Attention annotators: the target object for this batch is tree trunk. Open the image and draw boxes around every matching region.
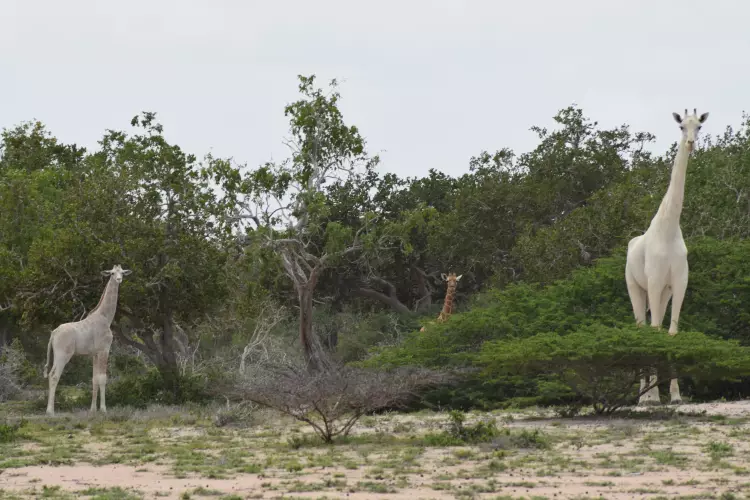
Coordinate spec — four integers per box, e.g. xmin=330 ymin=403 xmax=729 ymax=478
xmin=411 ymin=265 xmax=433 ymax=313
xmin=158 ymin=310 xmax=181 ymax=397
xmin=298 ymin=283 xmax=319 ymax=371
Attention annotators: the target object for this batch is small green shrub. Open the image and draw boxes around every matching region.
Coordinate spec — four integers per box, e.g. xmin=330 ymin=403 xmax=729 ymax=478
xmin=0 ymin=418 xmax=26 ymax=443
xmin=105 ymin=368 xmax=217 ymax=409
xmin=511 ymin=429 xmax=550 ymax=449
xmin=446 ymin=410 xmax=502 ymax=443
xmin=423 ymin=410 xmax=501 ymax=446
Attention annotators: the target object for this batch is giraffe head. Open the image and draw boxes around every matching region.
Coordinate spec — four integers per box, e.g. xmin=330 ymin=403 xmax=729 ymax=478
xmin=101 ymin=264 xmax=132 ymax=284
xmin=672 ymin=108 xmax=709 ymax=153
xmin=441 ymin=272 xmax=462 ymax=289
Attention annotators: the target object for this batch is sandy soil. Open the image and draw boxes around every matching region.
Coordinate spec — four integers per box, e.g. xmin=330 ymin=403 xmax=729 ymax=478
xmin=2 ymin=400 xmax=750 ymax=499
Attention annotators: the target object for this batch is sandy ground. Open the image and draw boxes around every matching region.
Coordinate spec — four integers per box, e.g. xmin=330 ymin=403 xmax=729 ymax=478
xmin=3 ymin=400 xmax=750 ymax=499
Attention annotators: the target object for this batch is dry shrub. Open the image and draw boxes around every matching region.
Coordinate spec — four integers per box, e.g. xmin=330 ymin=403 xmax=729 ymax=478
xmin=225 ymin=356 xmax=453 ymax=443
xmin=0 ymin=339 xmax=25 ymax=402
xmin=213 ymin=401 xmax=258 ymax=428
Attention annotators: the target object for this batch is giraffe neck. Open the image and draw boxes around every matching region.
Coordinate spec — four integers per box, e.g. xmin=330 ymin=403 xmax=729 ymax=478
xmin=88 ymin=276 xmax=120 ymax=325
xmin=654 ymin=138 xmax=690 ymax=231
xmin=437 ymin=282 xmax=457 ymax=322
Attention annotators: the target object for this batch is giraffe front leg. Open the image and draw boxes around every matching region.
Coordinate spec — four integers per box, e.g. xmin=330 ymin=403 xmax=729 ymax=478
xmin=95 ymin=351 xmax=109 ymax=413
xmin=639 ymin=369 xmax=661 ymax=406
xmin=90 ymin=373 xmax=99 ymax=413
xmin=667 ymin=264 xmax=688 ymax=404
xmin=638 ymin=280 xmax=670 ymax=406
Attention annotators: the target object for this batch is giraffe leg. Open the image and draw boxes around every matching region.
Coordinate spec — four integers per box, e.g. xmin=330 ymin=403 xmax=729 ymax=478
xmin=640 ymin=281 xmax=669 ymax=406
xmin=47 ymin=350 xmax=73 ymax=416
xmin=90 ymin=355 xmax=99 ymax=413
xmin=667 ymin=263 xmax=688 ymax=404
xmin=626 ymin=273 xmax=659 ymax=405
xmin=95 ymin=351 xmax=109 ymax=413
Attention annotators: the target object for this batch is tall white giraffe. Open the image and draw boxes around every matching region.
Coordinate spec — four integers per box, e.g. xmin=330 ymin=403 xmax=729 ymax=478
xmin=43 ymin=265 xmax=131 ymax=415
xmin=625 ymin=109 xmax=708 ymax=405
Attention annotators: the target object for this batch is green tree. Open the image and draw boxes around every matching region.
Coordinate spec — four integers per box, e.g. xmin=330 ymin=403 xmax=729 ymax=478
xmin=89 ymin=112 xmax=240 ymax=394
xmin=2 ymin=113 xmax=242 ymax=396
xmin=0 ymin=121 xmax=86 ymax=350
xmin=238 ymin=75 xmax=396 ymax=369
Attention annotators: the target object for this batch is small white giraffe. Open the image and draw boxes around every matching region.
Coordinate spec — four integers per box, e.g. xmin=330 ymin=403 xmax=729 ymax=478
xmin=625 ymin=108 xmax=708 ymax=405
xmin=43 ymin=265 xmax=131 ymax=416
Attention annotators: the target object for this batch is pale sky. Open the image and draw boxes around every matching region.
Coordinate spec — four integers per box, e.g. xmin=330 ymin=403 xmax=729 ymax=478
xmin=2 ymin=0 xmax=749 ymax=179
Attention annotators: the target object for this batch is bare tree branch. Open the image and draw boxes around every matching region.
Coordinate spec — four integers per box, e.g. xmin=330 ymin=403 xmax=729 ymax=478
xmin=239 ymin=299 xmax=287 ymax=374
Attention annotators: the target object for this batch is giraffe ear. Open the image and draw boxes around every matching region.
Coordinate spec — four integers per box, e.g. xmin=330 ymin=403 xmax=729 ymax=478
xmin=672 ymin=112 xmax=682 ymax=124
xmin=101 ymin=270 xmax=112 ymax=276
xmin=122 ymin=269 xmax=132 ymax=276
xmin=456 ymin=274 xmax=462 ymax=281
xmin=440 ymin=273 xmax=447 ymax=281
xmin=699 ymin=112 xmax=709 ymax=123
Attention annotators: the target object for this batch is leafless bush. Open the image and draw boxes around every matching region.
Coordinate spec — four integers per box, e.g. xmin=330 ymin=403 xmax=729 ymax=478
xmin=225 ymin=356 xmax=454 ymax=443
xmin=213 ymin=401 xmax=258 ymax=428
xmin=0 ymin=340 xmax=25 ymax=402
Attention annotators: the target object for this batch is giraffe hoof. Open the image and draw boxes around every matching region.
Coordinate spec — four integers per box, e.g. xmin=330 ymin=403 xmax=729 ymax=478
xmin=670 ymin=399 xmax=683 ymax=405
xmin=637 ymin=400 xmax=662 ymax=407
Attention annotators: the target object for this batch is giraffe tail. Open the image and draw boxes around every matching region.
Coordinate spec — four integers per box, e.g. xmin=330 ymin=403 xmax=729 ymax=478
xmin=43 ymin=334 xmax=53 ymax=379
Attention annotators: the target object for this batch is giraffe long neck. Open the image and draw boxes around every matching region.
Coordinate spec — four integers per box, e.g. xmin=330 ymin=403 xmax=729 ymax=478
xmin=654 ymin=138 xmax=690 ymax=230
xmin=88 ymin=277 xmax=119 ymax=325
xmin=437 ymin=283 xmax=457 ymax=322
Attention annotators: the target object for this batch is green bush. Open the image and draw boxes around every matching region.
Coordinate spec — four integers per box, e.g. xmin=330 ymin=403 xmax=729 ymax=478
xmin=479 ymin=323 xmax=750 ymax=414
xmin=104 ymin=368 xmax=218 ymax=408
xmin=361 ymin=237 xmax=750 ymax=409
xmin=422 ymin=410 xmax=551 ymax=449
xmin=362 ymin=252 xmax=633 ymax=372
xmin=423 ymin=410 xmax=501 ymax=446
xmin=445 ymin=409 xmax=501 ymax=443
xmin=0 ymin=419 xmax=26 ymax=443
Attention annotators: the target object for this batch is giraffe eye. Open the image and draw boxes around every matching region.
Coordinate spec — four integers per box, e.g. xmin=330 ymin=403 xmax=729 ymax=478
xmin=680 ymin=126 xmax=685 ymax=131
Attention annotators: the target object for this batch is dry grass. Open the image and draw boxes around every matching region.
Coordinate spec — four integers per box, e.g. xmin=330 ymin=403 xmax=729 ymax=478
xmin=2 ymin=400 xmax=750 ymax=498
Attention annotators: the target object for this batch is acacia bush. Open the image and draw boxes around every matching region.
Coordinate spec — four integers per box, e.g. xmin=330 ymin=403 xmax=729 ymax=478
xmin=479 ymin=323 xmax=750 ymax=415
xmin=225 ymin=355 xmax=453 ymax=443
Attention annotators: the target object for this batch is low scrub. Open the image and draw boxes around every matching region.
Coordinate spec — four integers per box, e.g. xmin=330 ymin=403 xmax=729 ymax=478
xmin=423 ymin=410 xmax=550 ymax=449
xmin=0 ymin=339 xmax=26 ymax=402
xmin=0 ymin=418 xmax=26 ymax=443
xmin=479 ymin=323 xmax=750 ymax=415
xmin=225 ymin=355 xmax=453 ymax=443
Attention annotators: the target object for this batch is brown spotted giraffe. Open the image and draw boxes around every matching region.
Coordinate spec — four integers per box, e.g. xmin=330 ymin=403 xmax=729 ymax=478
xmin=420 ymin=272 xmax=462 ymax=332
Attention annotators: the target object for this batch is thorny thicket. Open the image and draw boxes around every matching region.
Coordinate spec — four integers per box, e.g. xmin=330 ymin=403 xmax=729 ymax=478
xmin=0 ymin=339 xmax=25 ymax=402
xmin=226 ymin=351 xmax=454 ymax=442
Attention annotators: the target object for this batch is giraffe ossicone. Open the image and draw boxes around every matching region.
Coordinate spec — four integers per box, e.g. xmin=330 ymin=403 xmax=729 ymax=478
xmin=43 ymin=264 xmax=131 ymax=416
xmin=625 ymin=109 xmax=708 ymax=406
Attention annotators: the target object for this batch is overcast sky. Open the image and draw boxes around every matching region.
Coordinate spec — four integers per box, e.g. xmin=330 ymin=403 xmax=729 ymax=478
xmin=2 ymin=0 xmax=749 ymax=179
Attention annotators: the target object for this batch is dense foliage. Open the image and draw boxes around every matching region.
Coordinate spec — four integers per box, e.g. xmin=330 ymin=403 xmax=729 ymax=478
xmin=3 ymin=75 xmax=750 ymax=413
